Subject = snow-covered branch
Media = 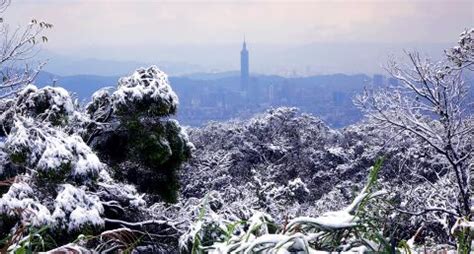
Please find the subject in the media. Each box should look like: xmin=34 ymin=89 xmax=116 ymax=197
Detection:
xmin=355 ymin=30 xmax=473 ymax=221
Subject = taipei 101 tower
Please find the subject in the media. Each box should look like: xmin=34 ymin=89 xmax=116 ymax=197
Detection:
xmin=240 ymin=38 xmax=249 ymax=91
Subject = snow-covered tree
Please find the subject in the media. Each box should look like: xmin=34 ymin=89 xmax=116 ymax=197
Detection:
xmin=86 ymin=66 xmax=193 ymax=203
xmin=356 ymin=29 xmax=473 ymax=249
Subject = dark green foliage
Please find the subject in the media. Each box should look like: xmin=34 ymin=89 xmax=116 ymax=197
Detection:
xmin=454 ymin=226 xmax=472 ymax=254
xmin=353 ymin=158 xmax=392 ymax=252
xmin=10 ymin=151 xmax=27 ymax=165
xmin=98 ymin=118 xmax=191 ymax=203
xmin=0 ymin=214 xmax=18 ymax=243
xmin=1 ymin=226 xmax=56 ymax=253
xmin=114 ymin=93 xmax=177 ymax=119
xmin=35 ymin=162 xmax=72 ymax=184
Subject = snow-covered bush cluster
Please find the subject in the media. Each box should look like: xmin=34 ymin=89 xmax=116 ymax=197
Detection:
xmin=4 ymin=117 xmax=103 ymax=182
xmin=179 ymin=107 xmax=469 ymax=246
xmin=182 ymin=108 xmax=443 ymax=211
xmin=0 ymin=85 xmax=109 ymax=241
xmin=177 ymin=160 xmax=390 ymax=253
xmin=0 ymin=66 xmax=192 ymax=251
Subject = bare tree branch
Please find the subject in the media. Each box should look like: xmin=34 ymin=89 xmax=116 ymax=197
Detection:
xmin=355 ymin=29 xmax=473 ymax=221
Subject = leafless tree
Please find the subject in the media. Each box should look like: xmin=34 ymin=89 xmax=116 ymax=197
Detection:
xmin=0 ymin=0 xmax=52 ymax=98
xmin=355 ymin=29 xmax=473 ymax=243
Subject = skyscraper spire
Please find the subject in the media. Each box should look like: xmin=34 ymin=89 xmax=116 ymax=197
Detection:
xmin=240 ymin=37 xmax=249 ymax=92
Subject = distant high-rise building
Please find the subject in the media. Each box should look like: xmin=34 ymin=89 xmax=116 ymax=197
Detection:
xmin=240 ymin=38 xmax=249 ymax=91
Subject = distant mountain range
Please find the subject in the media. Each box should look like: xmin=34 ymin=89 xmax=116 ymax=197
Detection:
xmin=38 ymin=51 xmax=206 ymax=77
xmin=35 ymin=71 xmax=120 ymax=100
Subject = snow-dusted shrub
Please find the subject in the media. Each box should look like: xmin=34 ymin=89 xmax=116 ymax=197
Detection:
xmin=0 ymin=84 xmax=108 ymax=247
xmin=87 ymin=66 xmax=192 ymax=203
xmin=8 ymin=85 xmax=73 ymax=126
xmin=287 ymin=177 xmax=310 ymax=200
xmin=52 ymin=184 xmax=104 ymax=232
xmin=0 ymin=179 xmax=105 ymax=235
xmin=0 ymin=66 xmax=192 ymax=251
xmin=177 ymin=191 xmax=268 ymax=253
xmin=112 ymin=66 xmax=178 ymax=118
xmin=86 ymin=87 xmax=113 ymax=123
xmin=4 ymin=117 xmax=102 ymax=182
xmin=312 ymin=184 xmax=351 ymax=214
xmin=0 ymin=179 xmax=53 ymax=228
xmin=93 ymin=169 xmax=147 ymax=222
xmin=0 ymin=84 xmax=93 ymax=139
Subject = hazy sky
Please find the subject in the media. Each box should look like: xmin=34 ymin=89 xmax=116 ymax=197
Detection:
xmin=4 ymin=0 xmax=474 ymax=75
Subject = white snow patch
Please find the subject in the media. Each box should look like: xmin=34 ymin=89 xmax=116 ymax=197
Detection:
xmin=0 ymin=180 xmax=54 ymax=227
xmin=52 ymin=184 xmax=104 ymax=232
xmin=112 ymin=66 xmax=178 ymax=112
